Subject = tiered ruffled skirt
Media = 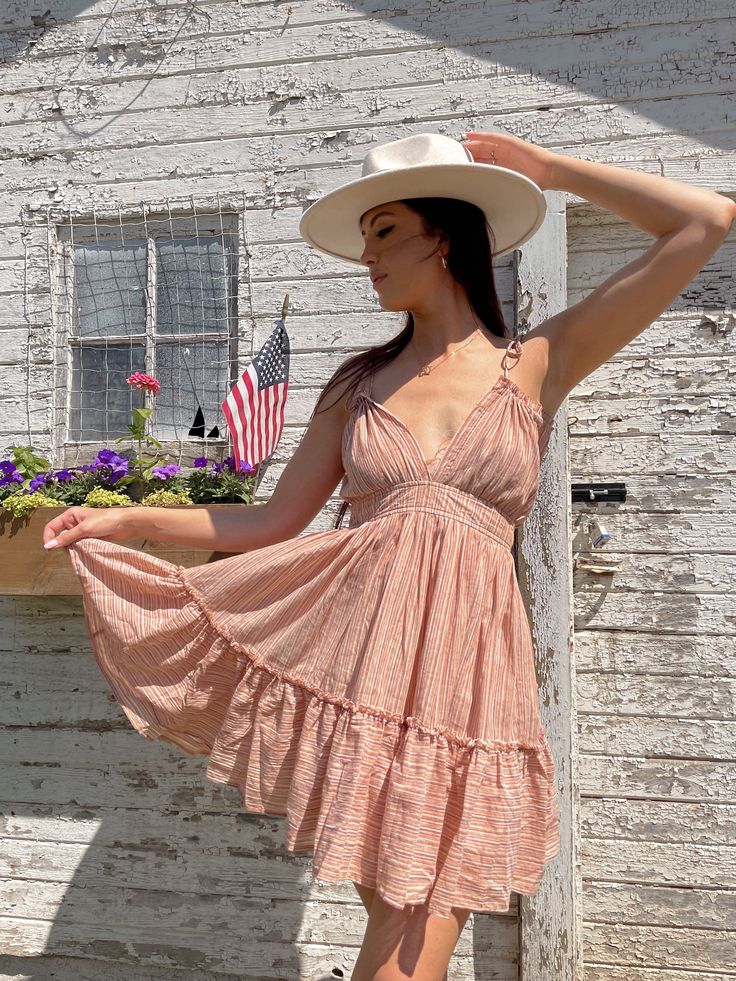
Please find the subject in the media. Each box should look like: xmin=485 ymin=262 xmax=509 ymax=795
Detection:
xmin=68 ymin=513 xmax=560 ymax=919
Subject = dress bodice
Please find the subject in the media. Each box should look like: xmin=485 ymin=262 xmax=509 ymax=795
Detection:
xmin=338 ymin=338 xmax=556 ymax=533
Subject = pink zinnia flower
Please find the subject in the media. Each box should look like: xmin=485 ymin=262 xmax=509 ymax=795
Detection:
xmin=126 ymin=371 xmax=161 ymax=395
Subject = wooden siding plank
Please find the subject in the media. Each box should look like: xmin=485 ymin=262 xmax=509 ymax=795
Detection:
xmin=0 ymin=0 xmax=733 ymax=94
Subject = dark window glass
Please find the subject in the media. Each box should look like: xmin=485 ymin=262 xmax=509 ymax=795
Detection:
xmin=156 ymin=235 xmax=235 ymax=335
xmin=73 ymin=243 xmax=147 ymax=338
xmin=68 ymin=344 xmax=145 ymax=441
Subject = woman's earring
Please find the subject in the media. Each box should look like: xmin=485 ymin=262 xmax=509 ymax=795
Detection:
xmin=441 ymin=255 xmax=448 ymax=269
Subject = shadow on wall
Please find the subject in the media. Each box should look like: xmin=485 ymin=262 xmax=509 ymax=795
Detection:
xmin=2 ymin=3 xmax=103 ymax=55
xmin=0 ymin=591 xmax=359 ymax=978
xmin=2 ymin=0 xmax=729 ymax=155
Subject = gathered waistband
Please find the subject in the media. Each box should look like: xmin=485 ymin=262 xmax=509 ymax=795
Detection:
xmin=347 ymin=482 xmax=515 ymax=550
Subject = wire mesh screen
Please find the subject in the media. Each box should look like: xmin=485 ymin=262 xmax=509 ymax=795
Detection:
xmin=50 ymin=195 xmax=251 ymax=467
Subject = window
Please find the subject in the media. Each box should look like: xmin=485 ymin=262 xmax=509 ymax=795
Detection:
xmin=56 ymin=212 xmax=238 ymax=457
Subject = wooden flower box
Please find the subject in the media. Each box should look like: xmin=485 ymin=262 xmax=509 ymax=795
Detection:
xmin=0 ymin=504 xmax=246 ymax=595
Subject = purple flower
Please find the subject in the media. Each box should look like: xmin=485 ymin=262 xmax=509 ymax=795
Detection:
xmin=223 ymin=455 xmax=236 ymax=472
xmin=54 ymin=469 xmax=74 ymax=482
xmin=95 ymin=449 xmax=129 ymax=469
xmin=239 ymin=461 xmax=256 ymax=474
xmin=193 ymin=457 xmax=208 ymax=468
xmin=98 ymin=468 xmax=125 ymax=486
xmin=93 ymin=449 xmax=130 ymax=485
xmin=151 ymin=464 xmax=182 ymax=481
xmin=211 ymin=463 xmax=224 ymax=474
xmin=0 ymin=460 xmax=17 ymax=476
xmin=29 ymin=473 xmax=50 ymax=492
xmin=0 ymin=469 xmax=24 ymax=487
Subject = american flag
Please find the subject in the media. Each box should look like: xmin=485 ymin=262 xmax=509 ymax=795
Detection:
xmin=221 ymin=317 xmax=290 ymax=470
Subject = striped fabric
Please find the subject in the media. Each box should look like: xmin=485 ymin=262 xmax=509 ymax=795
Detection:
xmin=68 ymin=336 xmax=561 ymax=919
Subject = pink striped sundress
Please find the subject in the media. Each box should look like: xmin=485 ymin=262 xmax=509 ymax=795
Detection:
xmin=67 ymin=335 xmax=561 ymax=919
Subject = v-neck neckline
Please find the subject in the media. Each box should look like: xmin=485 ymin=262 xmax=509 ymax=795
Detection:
xmin=361 ymin=372 xmax=549 ymax=481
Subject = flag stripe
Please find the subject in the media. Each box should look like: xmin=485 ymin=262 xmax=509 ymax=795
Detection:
xmin=221 ymin=319 xmax=290 ymax=469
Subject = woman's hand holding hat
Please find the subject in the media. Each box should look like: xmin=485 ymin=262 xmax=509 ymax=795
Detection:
xmin=461 ymin=131 xmax=558 ymax=191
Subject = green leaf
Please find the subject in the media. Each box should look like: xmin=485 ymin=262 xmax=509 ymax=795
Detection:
xmin=140 ymin=453 xmax=166 ymax=466
xmin=8 ymin=443 xmax=53 ymax=479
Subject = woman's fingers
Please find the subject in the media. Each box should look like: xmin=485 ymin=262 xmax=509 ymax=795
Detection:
xmin=43 ymin=507 xmax=103 ymax=550
xmin=42 ymin=507 xmax=85 ymax=549
xmin=460 ymin=131 xmax=557 ymax=190
xmin=45 ymin=507 xmax=133 ymax=549
xmin=42 ymin=506 xmax=134 ymax=550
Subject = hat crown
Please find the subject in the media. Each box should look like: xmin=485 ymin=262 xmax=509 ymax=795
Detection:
xmin=361 ymin=133 xmax=473 ymax=177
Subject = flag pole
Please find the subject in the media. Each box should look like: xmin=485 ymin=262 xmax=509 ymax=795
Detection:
xmin=253 ymin=294 xmax=290 ymax=489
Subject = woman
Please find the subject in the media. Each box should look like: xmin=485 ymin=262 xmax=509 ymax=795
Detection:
xmin=44 ymin=131 xmax=734 ymax=980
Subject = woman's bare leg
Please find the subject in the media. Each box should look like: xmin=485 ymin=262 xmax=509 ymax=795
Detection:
xmin=350 ymin=892 xmax=471 ymax=981
xmin=354 ymin=881 xmax=377 ymax=913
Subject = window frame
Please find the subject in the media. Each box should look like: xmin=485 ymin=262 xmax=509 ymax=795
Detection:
xmin=54 ymin=210 xmax=240 ymax=468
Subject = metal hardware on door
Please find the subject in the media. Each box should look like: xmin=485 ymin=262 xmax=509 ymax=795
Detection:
xmin=571 ymin=481 xmax=626 ymax=504
xmin=571 ymin=481 xmax=626 ymax=574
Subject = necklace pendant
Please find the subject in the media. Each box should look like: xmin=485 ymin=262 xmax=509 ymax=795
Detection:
xmin=418 ymin=365 xmax=431 ymax=376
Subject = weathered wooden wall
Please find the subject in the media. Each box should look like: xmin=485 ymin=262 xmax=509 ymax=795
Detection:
xmin=567 ymin=202 xmax=735 ymax=980
xmin=0 ymin=0 xmax=734 ymax=978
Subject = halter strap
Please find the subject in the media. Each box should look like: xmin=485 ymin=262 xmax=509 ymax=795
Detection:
xmin=501 ymin=338 xmax=522 ymax=379
xmin=347 ymin=370 xmax=373 ymax=412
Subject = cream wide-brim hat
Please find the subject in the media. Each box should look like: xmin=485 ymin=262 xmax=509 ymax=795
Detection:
xmin=298 ymin=132 xmax=547 ymax=265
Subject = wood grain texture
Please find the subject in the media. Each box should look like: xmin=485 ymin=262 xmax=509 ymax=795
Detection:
xmin=567 ymin=193 xmax=735 ymax=979
xmin=514 ymin=191 xmax=583 ymax=979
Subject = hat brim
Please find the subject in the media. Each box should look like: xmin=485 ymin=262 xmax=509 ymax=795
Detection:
xmin=298 ymin=162 xmax=547 ymax=265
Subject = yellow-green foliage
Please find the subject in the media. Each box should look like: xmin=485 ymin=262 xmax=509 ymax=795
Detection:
xmin=141 ymin=489 xmax=194 ymax=506
xmin=84 ymin=488 xmax=136 ymax=508
xmin=1 ymin=491 xmax=60 ymax=518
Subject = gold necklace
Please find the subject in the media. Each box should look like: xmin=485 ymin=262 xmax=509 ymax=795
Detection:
xmin=411 ymin=326 xmax=482 ymax=377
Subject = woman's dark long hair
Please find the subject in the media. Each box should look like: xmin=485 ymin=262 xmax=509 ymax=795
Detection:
xmin=309 ymin=196 xmax=511 ymax=529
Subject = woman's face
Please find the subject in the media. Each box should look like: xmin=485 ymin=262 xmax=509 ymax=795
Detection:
xmin=359 ymin=201 xmax=447 ymax=312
